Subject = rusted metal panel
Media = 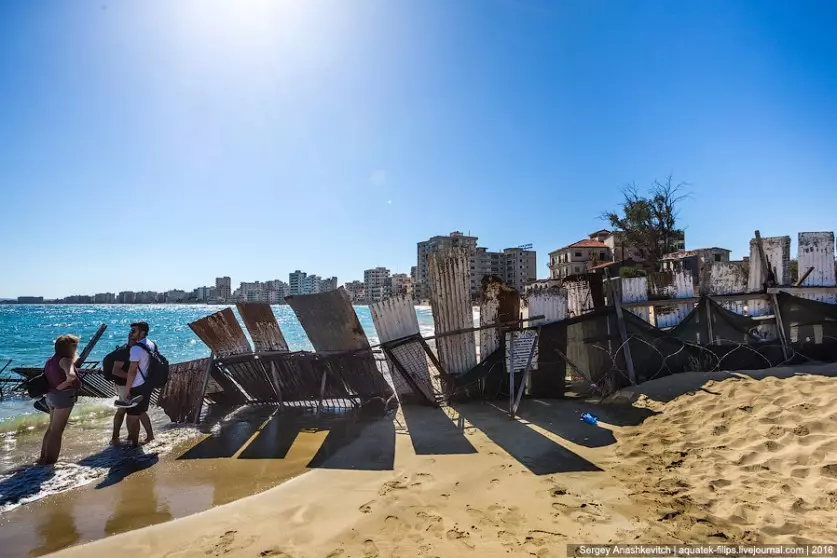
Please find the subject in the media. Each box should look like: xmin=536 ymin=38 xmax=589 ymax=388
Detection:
xmin=620 ymin=276 xmax=650 ymax=323
xmin=479 ymin=277 xmax=520 ymax=363
xmin=286 ymin=288 xmax=369 ymax=353
xmin=157 ymin=358 xmax=212 ymax=423
xmin=427 ymin=249 xmax=477 ymax=377
xmin=709 ymin=262 xmax=748 ymax=314
xmin=236 ymin=302 xmax=289 ymax=352
xmin=566 ymin=280 xmax=593 ymax=317
xmin=524 ymin=287 xmax=567 ymax=326
xmin=798 ymin=232 xmax=836 ymax=304
xmin=651 ymin=270 xmax=695 ymax=328
xmin=188 ymin=308 xmax=252 ymax=357
xmin=286 ymin=289 xmax=393 ymax=399
xmin=369 ymin=295 xmax=423 ymax=396
xmin=748 ymin=235 xmax=791 ymax=316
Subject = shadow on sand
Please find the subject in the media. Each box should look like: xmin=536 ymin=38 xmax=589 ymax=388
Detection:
xmin=401 ymin=404 xmax=477 ymax=456
xmin=516 ymin=396 xmax=657 ymax=448
xmin=178 ymin=406 xmax=398 ymax=472
xmin=452 ymin=402 xmax=603 ymax=475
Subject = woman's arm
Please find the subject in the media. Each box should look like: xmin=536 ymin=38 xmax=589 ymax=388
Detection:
xmin=57 ymin=357 xmax=78 ymax=390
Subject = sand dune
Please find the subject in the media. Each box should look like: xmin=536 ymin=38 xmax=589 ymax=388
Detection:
xmin=48 ymin=369 xmax=837 ymax=557
xmin=610 ymin=372 xmax=837 ymax=545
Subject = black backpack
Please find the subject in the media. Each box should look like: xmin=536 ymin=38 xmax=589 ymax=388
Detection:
xmin=23 ymin=373 xmax=50 ymax=398
xmin=133 ymin=341 xmax=170 ymax=389
xmin=102 ymin=345 xmax=130 ymax=382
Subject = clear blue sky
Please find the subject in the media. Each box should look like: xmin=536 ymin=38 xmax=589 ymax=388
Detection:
xmin=2 ymin=0 xmax=836 ymax=298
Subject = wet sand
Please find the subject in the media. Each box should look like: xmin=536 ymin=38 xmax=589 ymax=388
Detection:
xmin=8 ymin=364 xmax=837 ymax=557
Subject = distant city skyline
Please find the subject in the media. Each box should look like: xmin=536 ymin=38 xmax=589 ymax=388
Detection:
xmin=3 ymin=2 xmax=837 ymax=298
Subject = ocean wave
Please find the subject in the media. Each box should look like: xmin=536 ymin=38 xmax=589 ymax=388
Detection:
xmin=0 ymin=397 xmax=118 ymax=435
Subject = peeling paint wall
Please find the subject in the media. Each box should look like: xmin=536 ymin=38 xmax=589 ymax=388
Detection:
xmin=748 ymin=235 xmax=791 ymax=316
xmin=651 ymin=271 xmax=695 ymax=328
xmin=566 ymin=280 xmax=593 ymax=317
xmin=427 ymin=249 xmax=478 ymax=376
xmin=479 ymin=278 xmax=519 ymax=363
xmin=524 ymin=287 xmax=568 ymax=326
xmin=798 ymin=232 xmax=836 ymax=304
xmin=709 ymin=262 xmax=748 ymax=315
xmin=620 ymin=276 xmax=650 ymax=323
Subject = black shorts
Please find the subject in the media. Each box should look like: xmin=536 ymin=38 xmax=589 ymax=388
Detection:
xmin=112 ymin=375 xmax=127 ymax=387
xmin=126 ymin=383 xmax=153 ymax=416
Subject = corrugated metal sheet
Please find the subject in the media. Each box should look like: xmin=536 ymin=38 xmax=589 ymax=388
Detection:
xmin=286 ymin=288 xmax=369 ymax=353
xmin=566 ymin=280 xmax=592 ymax=317
xmin=799 ymin=232 xmax=836 ymax=304
xmin=427 ymin=249 xmax=477 ymax=376
xmin=709 ymin=262 xmax=748 ymax=315
xmin=621 ymin=276 xmax=650 ymax=323
xmin=286 ymin=288 xmax=394 ymax=398
xmin=651 ymin=270 xmax=695 ymax=328
xmin=157 ymin=358 xmax=211 ymax=423
xmin=748 ymin=235 xmax=791 ymax=316
xmin=188 ymin=308 xmax=253 ymax=357
xmin=524 ymin=287 xmax=568 ymax=326
xmin=369 ymin=295 xmax=423 ymax=396
xmin=479 ymin=277 xmax=520 ymax=363
xmin=236 ymin=302 xmax=289 ymax=352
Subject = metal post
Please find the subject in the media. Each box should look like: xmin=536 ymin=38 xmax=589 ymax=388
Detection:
xmin=606 ymin=272 xmax=637 ymax=385
xmin=316 ymin=367 xmax=328 ymax=417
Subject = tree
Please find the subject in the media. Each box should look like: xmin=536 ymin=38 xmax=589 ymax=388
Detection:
xmin=603 ymin=175 xmax=689 ymax=265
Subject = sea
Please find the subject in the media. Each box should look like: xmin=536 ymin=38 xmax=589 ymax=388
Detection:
xmin=0 ymin=303 xmax=453 ymax=513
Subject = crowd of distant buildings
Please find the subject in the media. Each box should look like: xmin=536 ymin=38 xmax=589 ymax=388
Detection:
xmin=8 ymin=227 xmax=749 ymax=306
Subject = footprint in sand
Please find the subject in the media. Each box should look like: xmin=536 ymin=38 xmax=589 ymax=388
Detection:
xmin=363 ymin=539 xmax=380 ymax=558
xmin=496 ymin=530 xmax=519 ymax=547
xmin=379 ymin=480 xmax=409 ymax=497
xmin=259 ymin=549 xmax=293 ymax=558
xmin=446 ymin=526 xmax=475 ymax=548
xmin=416 ymin=511 xmax=445 ymax=537
xmin=359 ymin=501 xmax=375 ymax=514
xmin=821 ymin=464 xmax=837 ymax=478
xmin=326 ymin=550 xmax=345 ymax=558
xmin=384 ymin=515 xmax=411 ymax=541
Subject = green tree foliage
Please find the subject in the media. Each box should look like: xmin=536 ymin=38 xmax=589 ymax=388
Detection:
xmin=603 ymin=175 xmax=689 ymax=265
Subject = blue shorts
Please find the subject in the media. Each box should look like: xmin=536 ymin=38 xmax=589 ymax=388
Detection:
xmin=46 ymin=389 xmax=77 ymax=410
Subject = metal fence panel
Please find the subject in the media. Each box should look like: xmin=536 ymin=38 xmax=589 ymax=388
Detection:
xmin=524 ymin=287 xmax=568 ymax=326
xmin=621 ymin=276 xmax=650 ymax=322
xmin=236 ymin=302 xmax=289 ymax=352
xmin=369 ymin=295 xmax=424 ymax=396
xmin=157 ymin=358 xmax=211 ymax=423
xmin=709 ymin=262 xmax=748 ymax=315
xmin=651 ymin=271 xmax=695 ymax=328
xmin=427 ymin=249 xmax=477 ymax=377
xmin=748 ymin=235 xmax=791 ymax=316
xmin=188 ymin=308 xmax=253 ymax=357
xmin=286 ymin=288 xmax=369 ymax=353
xmin=479 ymin=277 xmax=520 ymax=363
xmin=799 ymin=232 xmax=836 ymax=304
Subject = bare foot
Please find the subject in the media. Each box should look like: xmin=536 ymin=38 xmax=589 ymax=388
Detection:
xmin=111 ymin=438 xmax=121 ymax=446
xmin=143 ymin=435 xmax=154 ymax=445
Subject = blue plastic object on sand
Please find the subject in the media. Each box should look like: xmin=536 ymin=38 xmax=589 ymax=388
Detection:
xmin=581 ymin=412 xmax=598 ymax=425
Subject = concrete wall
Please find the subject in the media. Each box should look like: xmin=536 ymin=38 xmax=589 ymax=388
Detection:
xmin=798 ymin=232 xmax=836 ymax=304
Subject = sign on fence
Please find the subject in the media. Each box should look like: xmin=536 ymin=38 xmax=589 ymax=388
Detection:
xmin=505 ymin=330 xmax=539 ymax=373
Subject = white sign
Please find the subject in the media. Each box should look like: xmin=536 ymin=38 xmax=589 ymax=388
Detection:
xmin=505 ymin=330 xmax=538 ymax=373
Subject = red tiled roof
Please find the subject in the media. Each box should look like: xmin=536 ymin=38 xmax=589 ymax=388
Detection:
xmin=567 ymin=239 xmax=606 ymax=248
xmin=589 ymin=260 xmax=618 ymax=270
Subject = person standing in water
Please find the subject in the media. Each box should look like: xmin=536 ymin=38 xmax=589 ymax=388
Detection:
xmin=104 ymin=339 xmax=153 ymax=445
xmin=124 ymin=322 xmax=156 ymax=448
xmin=38 ymin=334 xmax=81 ymax=465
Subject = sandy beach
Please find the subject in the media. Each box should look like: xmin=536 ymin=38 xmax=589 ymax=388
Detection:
xmin=26 ymin=364 xmax=835 ymax=557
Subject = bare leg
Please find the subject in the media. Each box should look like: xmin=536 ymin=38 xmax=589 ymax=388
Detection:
xmin=44 ymin=407 xmax=72 ymax=464
xmin=112 ymin=408 xmax=126 ymax=444
xmin=38 ymin=410 xmax=53 ymax=465
xmin=140 ymin=412 xmax=154 ymax=443
xmin=126 ymin=415 xmax=141 ymax=448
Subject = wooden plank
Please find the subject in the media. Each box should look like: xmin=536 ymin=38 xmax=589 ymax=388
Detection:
xmin=794 ymin=267 xmax=816 ymax=287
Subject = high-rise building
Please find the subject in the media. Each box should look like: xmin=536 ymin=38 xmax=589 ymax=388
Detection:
xmin=502 ymin=247 xmax=537 ymax=293
xmin=364 ymin=267 xmax=391 ymax=302
xmin=93 ymin=293 xmax=115 ymax=304
xmin=387 ymin=273 xmax=413 ymax=298
xmin=415 ymin=232 xmax=478 ymax=300
xmin=165 ymin=289 xmax=187 ymax=303
xmin=118 ymin=291 xmax=136 ymax=304
xmin=215 ymin=277 xmax=232 ymax=301
xmin=289 ymin=270 xmax=307 ymax=296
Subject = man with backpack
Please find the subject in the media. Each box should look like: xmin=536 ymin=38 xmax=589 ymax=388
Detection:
xmin=102 ymin=341 xmax=153 ymax=445
xmin=124 ymin=321 xmax=160 ymax=448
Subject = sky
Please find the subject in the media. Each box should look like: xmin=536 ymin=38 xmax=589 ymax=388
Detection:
xmin=2 ymin=0 xmax=837 ymax=298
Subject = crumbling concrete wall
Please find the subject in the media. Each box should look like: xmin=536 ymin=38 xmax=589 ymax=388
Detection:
xmin=748 ymin=235 xmax=791 ymax=317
